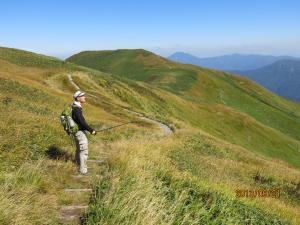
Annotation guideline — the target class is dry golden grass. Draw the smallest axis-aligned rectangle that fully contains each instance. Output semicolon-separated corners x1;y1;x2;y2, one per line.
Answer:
89;128;300;224
0;159;74;225
1;49;300;224
0;57;170;224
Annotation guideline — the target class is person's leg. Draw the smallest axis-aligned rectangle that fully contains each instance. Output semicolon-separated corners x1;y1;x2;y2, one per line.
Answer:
74;134;80;166
80;148;88;174
75;131;89;174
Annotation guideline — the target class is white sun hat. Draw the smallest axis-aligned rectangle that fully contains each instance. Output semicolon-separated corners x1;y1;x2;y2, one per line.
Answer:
73;90;85;99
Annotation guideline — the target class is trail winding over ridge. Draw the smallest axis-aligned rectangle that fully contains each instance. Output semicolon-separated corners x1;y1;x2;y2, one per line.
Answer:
59;74;174;224
67;74;174;135
59;74;173;223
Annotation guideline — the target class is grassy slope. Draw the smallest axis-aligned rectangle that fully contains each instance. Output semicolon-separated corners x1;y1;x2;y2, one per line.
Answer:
0;46;64;67
66;49;199;93
67;49;300;169
0;47;300;224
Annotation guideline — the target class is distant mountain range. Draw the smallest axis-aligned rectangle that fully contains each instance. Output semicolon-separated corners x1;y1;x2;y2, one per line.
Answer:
168;52;297;71
232;59;300;102
168;52;300;102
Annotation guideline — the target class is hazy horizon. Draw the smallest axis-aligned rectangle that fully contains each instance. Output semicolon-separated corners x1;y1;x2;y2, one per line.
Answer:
1;0;299;59
2;46;298;61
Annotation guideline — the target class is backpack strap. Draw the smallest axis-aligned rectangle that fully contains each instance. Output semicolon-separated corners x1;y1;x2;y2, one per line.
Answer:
71;102;81;109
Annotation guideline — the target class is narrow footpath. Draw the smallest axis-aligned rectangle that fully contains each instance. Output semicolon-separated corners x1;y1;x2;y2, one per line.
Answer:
58;74;174;224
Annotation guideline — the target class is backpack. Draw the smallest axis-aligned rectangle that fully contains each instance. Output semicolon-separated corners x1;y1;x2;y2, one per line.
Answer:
60;104;78;135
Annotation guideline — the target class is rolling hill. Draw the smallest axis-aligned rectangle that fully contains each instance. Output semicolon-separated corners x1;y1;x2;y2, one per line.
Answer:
67;49;300;169
168;52;297;71
232;59;300;102
1;46;300;224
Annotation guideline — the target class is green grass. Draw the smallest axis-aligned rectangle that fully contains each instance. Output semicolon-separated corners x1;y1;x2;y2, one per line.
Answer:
169;133;300;204
1;47;300;224
0;46;65;68
86;132;296;224
67;49;199;94
68;49;300;168
88;171;288;225
0;78;68;169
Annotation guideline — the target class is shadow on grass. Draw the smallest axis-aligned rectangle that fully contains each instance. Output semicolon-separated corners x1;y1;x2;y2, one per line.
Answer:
46;145;73;162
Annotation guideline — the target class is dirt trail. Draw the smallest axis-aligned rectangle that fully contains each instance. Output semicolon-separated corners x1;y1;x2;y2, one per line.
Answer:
121;108;173;136
59;74;174;224
67;74;174;135
68;74;80;90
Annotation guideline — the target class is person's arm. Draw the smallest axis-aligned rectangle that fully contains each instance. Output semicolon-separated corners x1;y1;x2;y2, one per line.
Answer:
72;107;94;133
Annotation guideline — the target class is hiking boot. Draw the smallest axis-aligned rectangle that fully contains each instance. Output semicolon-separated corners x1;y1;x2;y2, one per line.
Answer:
79;168;88;175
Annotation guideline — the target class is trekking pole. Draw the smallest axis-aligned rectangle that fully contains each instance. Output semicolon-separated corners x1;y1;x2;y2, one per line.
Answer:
95;121;136;132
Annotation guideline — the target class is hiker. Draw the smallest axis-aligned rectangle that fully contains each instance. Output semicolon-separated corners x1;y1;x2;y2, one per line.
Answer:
72;91;97;174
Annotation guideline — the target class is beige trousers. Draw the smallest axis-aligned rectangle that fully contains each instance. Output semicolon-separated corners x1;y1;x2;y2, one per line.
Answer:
74;130;88;174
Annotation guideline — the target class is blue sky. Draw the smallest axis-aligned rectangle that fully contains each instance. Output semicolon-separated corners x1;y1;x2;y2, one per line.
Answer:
0;0;299;58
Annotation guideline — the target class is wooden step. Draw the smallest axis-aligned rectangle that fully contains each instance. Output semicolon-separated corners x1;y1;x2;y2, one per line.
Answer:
59;205;88;222
64;188;93;193
61;205;88;210
90;154;110;159
87;159;105;164
71;174;101;179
